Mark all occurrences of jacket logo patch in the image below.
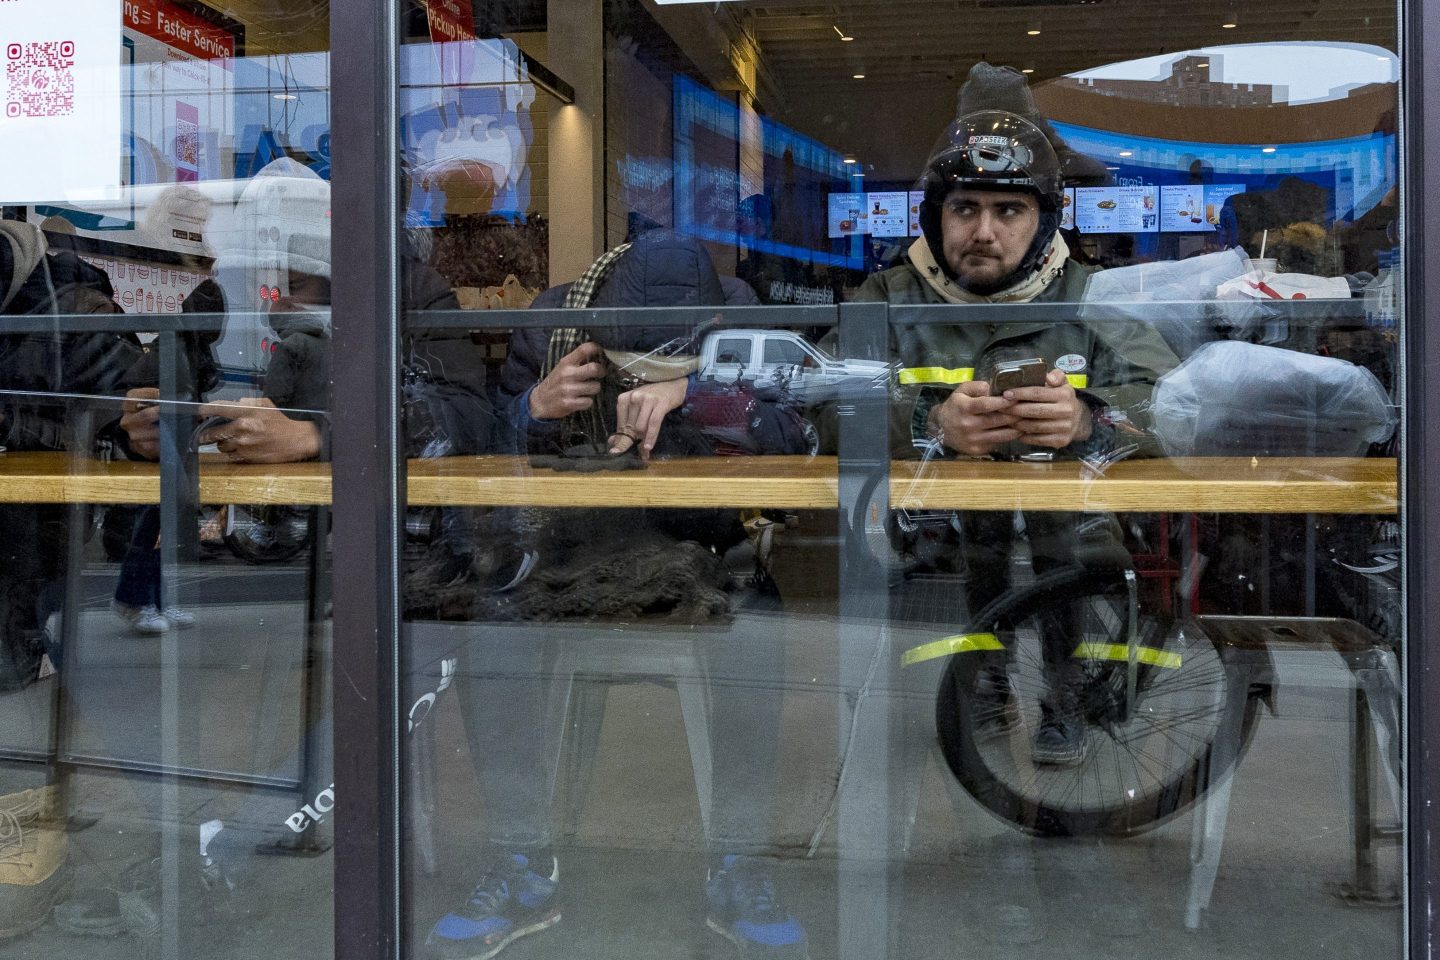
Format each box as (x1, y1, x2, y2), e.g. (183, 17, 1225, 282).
(1055, 353, 1087, 373)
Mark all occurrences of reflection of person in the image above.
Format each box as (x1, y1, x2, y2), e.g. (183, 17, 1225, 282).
(837, 96, 1175, 762)
(0, 218, 148, 938)
(112, 160, 497, 914)
(421, 230, 809, 960)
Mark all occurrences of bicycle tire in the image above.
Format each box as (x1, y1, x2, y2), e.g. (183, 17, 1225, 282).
(934, 565, 1259, 837)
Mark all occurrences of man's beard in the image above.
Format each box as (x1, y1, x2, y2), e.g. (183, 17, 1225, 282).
(956, 263, 1026, 297)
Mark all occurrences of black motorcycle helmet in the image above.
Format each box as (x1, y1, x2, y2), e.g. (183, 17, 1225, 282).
(917, 110, 1064, 283)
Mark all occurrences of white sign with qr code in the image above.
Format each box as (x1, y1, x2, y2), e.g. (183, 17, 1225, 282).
(0, 0, 121, 203)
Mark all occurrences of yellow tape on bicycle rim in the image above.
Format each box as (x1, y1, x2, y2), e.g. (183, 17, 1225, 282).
(1072, 642, 1182, 670)
(901, 633, 1003, 667)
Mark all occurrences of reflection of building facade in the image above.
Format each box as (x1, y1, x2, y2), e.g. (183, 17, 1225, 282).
(1060, 55, 1282, 107)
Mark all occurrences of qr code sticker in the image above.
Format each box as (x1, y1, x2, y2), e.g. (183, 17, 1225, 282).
(6, 41, 76, 119)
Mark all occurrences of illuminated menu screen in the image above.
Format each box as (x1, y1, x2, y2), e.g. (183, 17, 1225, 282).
(1160, 184, 1246, 232)
(866, 192, 909, 237)
(1075, 186, 1159, 234)
(827, 192, 866, 238)
(1060, 189, 1076, 231)
(908, 191, 925, 236)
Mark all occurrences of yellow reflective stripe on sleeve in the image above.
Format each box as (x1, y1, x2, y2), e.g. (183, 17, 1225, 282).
(901, 632, 1003, 667)
(1066, 374, 1088, 389)
(897, 367, 975, 386)
(1072, 642, 1182, 670)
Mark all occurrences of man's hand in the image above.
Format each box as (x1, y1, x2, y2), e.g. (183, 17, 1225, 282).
(1002, 368, 1093, 450)
(197, 398, 323, 463)
(610, 377, 688, 460)
(119, 387, 162, 461)
(928, 381, 1021, 457)
(529, 342, 605, 422)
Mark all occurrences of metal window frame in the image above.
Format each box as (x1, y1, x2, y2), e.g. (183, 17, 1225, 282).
(330, 0, 403, 958)
(1404, 0, 1439, 956)
(323, 0, 1438, 957)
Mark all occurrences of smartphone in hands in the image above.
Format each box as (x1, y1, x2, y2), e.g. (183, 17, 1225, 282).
(990, 358, 1048, 396)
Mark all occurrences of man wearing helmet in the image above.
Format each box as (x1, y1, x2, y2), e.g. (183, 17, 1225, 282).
(841, 90, 1177, 763)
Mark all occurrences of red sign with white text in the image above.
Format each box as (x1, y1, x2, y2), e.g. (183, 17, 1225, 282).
(424, 0, 477, 43)
(122, 0, 234, 64)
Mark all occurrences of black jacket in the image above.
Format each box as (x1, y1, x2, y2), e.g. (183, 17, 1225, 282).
(498, 230, 769, 457)
(0, 222, 144, 687)
(231, 259, 495, 460)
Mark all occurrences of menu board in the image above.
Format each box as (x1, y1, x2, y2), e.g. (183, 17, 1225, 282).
(1075, 185, 1158, 234)
(908, 190, 925, 236)
(827, 192, 866, 238)
(1160, 184, 1245, 232)
(866, 192, 907, 238)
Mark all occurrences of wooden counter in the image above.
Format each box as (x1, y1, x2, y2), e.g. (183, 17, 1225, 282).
(0, 451, 1398, 514)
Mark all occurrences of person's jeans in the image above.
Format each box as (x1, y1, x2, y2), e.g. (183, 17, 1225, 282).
(456, 584, 786, 857)
(114, 506, 162, 610)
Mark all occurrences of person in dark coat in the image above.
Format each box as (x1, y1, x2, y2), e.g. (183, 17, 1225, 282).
(0, 218, 148, 939)
(421, 231, 810, 960)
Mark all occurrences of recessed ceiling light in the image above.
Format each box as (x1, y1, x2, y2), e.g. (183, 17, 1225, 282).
(1221, 12, 1238, 27)
(1262, 146, 1277, 153)
(1021, 65, 1035, 74)
(853, 73, 865, 79)
(843, 156, 857, 164)
(1119, 150, 1133, 157)
(1026, 20, 1042, 35)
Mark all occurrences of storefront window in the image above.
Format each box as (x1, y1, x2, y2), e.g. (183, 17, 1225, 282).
(0, 0, 335, 956)
(398, 2, 1402, 959)
(0, 0, 1409, 957)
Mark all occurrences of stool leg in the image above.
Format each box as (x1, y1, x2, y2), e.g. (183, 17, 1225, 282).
(1186, 670, 1252, 929)
(676, 671, 713, 842)
(411, 717, 439, 876)
(560, 678, 606, 836)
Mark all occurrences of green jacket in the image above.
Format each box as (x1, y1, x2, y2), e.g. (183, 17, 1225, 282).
(827, 257, 1179, 459)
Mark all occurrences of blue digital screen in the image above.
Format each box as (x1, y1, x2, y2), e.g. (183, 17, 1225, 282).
(1051, 120, 1395, 226)
(672, 75, 862, 269)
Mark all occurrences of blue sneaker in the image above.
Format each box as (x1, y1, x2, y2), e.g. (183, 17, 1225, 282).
(705, 856, 808, 959)
(424, 853, 561, 960)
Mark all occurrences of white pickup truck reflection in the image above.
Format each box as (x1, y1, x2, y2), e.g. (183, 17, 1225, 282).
(696, 329, 890, 403)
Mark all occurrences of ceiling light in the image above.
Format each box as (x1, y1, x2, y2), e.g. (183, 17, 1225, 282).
(1261, 146, 1277, 153)
(1021, 63, 1035, 74)
(852, 73, 865, 79)
(1221, 11, 1238, 27)
(1026, 20, 1042, 35)
(833, 25, 854, 41)
(1119, 150, 1133, 157)
(1196, 61, 1209, 68)
(843, 155, 857, 164)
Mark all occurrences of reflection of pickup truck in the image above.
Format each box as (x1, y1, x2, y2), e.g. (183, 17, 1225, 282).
(696, 329, 889, 403)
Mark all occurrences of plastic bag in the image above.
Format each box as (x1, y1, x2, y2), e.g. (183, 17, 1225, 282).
(1216, 268, 1351, 302)
(1080, 248, 1255, 358)
(1150, 341, 1395, 457)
